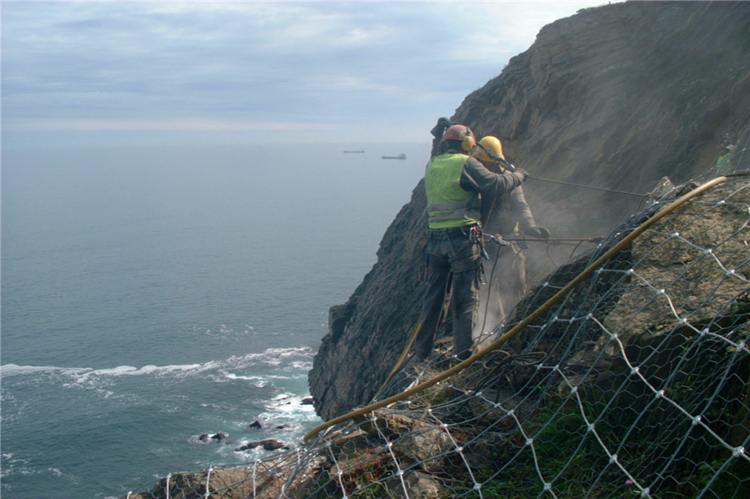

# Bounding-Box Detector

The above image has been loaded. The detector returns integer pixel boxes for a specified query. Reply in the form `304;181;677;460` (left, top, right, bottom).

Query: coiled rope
304;176;728;442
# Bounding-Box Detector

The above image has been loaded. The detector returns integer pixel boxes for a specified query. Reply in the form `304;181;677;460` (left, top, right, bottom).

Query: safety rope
303;176;728;442
528;174;648;198
498;236;605;244
372;318;421;400
203;467;213;499
479;240;505;336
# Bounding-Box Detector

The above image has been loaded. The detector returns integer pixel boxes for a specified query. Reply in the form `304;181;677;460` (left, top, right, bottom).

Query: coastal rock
122;465;289;499
388;471;445;499
198;432;228;442
309;0;750;421
235;439;288;452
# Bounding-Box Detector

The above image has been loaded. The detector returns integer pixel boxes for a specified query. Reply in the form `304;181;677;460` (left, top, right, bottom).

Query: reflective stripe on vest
425;153;481;229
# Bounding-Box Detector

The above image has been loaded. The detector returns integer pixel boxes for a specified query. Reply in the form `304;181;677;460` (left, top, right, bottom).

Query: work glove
512;168;529;183
528;226;550;239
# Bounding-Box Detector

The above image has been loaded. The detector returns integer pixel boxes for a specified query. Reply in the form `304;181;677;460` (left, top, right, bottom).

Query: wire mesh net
125;169;750;498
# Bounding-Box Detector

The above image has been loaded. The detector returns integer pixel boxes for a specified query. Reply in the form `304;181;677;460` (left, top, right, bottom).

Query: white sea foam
3;347;311;391
0;364;90;377
289;361;313;370
223;346;314;370
2;361;223;382
222;373;264;381
263;392;317;417
221;373;269;387
2;349;313;400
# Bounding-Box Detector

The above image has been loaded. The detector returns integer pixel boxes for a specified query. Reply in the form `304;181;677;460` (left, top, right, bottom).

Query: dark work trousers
415;226;481;361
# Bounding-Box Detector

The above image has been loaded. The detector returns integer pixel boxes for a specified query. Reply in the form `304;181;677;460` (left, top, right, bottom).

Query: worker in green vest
415;124;528;361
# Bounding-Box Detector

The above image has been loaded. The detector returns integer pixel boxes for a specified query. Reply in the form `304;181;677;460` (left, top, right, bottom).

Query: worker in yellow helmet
415;123;528;361
472;136;549;330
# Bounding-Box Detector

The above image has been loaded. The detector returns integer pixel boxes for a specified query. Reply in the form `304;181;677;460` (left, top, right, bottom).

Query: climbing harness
469;225;490;260
303;176;729;442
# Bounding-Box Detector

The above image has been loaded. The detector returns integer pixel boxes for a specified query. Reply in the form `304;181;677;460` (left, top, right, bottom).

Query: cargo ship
381;153;406;160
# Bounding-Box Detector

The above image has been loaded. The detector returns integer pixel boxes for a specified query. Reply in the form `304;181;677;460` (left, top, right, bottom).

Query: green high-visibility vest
425;153;481;229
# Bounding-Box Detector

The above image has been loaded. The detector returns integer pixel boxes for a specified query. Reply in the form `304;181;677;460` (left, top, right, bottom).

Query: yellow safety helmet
473;136;505;162
441;124;476;152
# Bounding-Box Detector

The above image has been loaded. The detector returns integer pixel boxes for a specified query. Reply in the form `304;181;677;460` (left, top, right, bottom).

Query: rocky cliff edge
309;0;750;421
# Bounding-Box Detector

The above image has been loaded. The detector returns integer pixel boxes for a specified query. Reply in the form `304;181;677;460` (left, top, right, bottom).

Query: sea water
1;142;427;499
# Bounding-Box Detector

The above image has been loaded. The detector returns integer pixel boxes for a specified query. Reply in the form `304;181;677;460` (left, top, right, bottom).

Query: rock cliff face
309;1;750;421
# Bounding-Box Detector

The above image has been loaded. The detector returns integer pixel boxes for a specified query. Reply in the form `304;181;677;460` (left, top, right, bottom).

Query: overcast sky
2;0;616;148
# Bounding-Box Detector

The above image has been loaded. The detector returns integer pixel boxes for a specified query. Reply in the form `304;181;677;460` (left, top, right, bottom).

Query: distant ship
343;149;365;153
381;153;406;160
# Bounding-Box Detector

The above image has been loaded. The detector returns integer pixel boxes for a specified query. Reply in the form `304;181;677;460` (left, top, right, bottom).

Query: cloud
2;0;620;146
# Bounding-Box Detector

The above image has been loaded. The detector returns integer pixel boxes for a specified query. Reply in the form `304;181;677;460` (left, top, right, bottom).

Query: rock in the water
199;432;228;442
235;439;288;452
